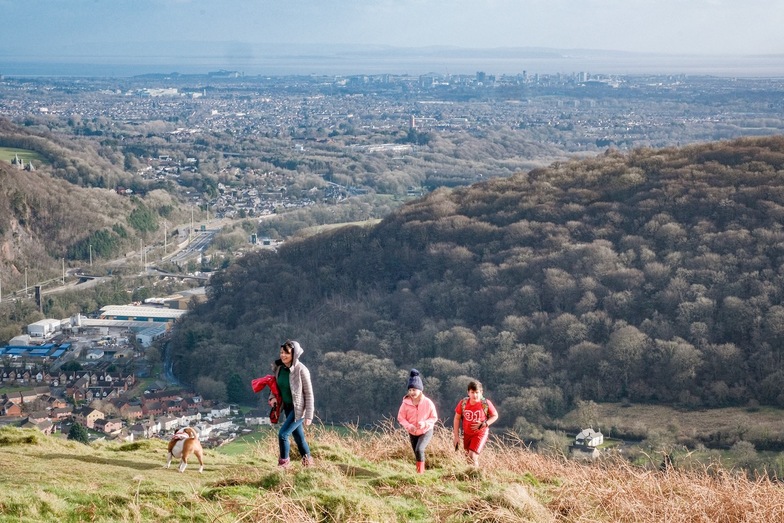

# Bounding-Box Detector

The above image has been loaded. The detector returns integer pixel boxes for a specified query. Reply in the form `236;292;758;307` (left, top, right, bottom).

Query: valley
2;71;784;481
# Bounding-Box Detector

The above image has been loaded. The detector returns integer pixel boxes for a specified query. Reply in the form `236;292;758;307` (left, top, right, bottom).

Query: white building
98;305;186;323
570;428;605;460
27;319;61;338
575;428;604;447
136;324;168;347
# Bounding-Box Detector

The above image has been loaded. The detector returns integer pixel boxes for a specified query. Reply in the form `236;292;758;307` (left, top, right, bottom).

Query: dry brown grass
481;433;784;522
261;421;784;522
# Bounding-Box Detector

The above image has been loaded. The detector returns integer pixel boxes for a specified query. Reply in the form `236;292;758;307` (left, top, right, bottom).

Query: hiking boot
302;455;314;467
278;458;290;469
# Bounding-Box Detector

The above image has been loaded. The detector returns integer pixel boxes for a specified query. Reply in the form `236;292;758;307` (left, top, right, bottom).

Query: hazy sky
2;0;782;57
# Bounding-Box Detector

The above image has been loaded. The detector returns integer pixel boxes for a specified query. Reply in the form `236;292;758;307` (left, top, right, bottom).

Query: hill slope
171;136;784;431
1;425;781;522
0;161;131;270
0;121;187;291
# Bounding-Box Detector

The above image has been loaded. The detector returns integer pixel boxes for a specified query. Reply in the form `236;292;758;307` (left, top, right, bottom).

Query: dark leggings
409;428;434;462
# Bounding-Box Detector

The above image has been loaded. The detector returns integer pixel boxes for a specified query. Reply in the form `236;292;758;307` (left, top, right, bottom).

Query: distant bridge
147;268;209;281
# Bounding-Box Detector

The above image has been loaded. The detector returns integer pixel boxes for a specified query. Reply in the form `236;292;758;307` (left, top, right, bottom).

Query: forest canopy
170;136;784;436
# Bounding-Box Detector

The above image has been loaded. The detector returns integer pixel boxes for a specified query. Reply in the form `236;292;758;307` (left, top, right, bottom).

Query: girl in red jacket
397;369;439;473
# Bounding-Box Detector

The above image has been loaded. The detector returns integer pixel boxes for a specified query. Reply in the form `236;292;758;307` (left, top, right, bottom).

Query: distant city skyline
1;0;782;77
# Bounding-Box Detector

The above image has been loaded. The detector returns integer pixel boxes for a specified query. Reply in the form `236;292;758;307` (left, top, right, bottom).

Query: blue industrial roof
0;343;66;359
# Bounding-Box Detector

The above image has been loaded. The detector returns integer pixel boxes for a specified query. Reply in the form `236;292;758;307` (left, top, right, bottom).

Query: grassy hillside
0;424;781;522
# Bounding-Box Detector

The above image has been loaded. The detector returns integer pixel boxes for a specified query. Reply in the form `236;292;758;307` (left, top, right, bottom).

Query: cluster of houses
0;365;272;446
136;155;357;223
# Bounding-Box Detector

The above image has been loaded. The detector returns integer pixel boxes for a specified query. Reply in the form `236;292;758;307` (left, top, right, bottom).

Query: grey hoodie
274;340;314;422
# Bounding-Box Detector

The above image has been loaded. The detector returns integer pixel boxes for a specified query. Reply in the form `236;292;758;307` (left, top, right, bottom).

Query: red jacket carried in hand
251;374;282;423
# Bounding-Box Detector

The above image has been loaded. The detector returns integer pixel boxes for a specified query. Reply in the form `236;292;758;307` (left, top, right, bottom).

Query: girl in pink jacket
397;369;439;473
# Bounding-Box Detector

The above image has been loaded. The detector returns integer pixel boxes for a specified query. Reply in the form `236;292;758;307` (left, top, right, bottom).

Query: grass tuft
0;426;42;446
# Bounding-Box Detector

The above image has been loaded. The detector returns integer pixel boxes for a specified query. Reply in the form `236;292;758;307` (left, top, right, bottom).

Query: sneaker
302;455;314;467
278;458;290;469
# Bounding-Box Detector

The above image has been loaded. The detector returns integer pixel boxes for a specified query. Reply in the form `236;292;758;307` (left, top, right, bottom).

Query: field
295;218;383;238
0;146;45;165
560;402;784;446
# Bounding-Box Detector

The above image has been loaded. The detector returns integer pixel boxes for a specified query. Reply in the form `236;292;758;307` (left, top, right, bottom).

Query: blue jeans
409;428;434;462
278;405;310;460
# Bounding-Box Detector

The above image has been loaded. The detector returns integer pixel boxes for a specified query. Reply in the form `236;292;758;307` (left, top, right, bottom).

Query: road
166;228;218;266
162;340;182;387
16;220;224;302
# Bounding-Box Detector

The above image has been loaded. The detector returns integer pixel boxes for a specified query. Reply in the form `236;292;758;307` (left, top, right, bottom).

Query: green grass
0;424;546;522
0;147;45;165
216;429;273;456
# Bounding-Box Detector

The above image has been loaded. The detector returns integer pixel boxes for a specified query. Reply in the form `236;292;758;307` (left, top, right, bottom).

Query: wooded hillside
171;137;784;441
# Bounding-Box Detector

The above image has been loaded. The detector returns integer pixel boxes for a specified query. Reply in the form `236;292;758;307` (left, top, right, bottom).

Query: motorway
165;228;218;266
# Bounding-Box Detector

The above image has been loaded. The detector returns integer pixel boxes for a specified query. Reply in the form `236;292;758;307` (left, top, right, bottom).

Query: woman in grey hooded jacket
273;340;315;468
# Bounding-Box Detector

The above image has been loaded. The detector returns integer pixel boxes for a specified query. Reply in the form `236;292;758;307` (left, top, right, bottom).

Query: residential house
244;409;271;426
66;374;91;399
0;369;18;384
575;428;604;447
44;395;68;410
178;409;201;426
22;417;54;435
210;417;233;432
129;418;160;439
193;422;213;439
113;428;134;443
1;399;22;417
94;418;123;434
27;411;51;424
142;400;165;417
50;406;73;420
158;415;180;433
119;403;144;421
33;371;55;385
14;386;50;404
142;389;190;405
73;406;105;429
570;428;605;460
209;403;231;419
16;370;32;385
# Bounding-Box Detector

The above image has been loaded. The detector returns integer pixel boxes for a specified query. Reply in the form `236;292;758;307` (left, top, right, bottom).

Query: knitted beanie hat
407;369;424;391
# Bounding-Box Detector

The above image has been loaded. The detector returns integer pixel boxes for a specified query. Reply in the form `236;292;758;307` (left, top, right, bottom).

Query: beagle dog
166;426;204;473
